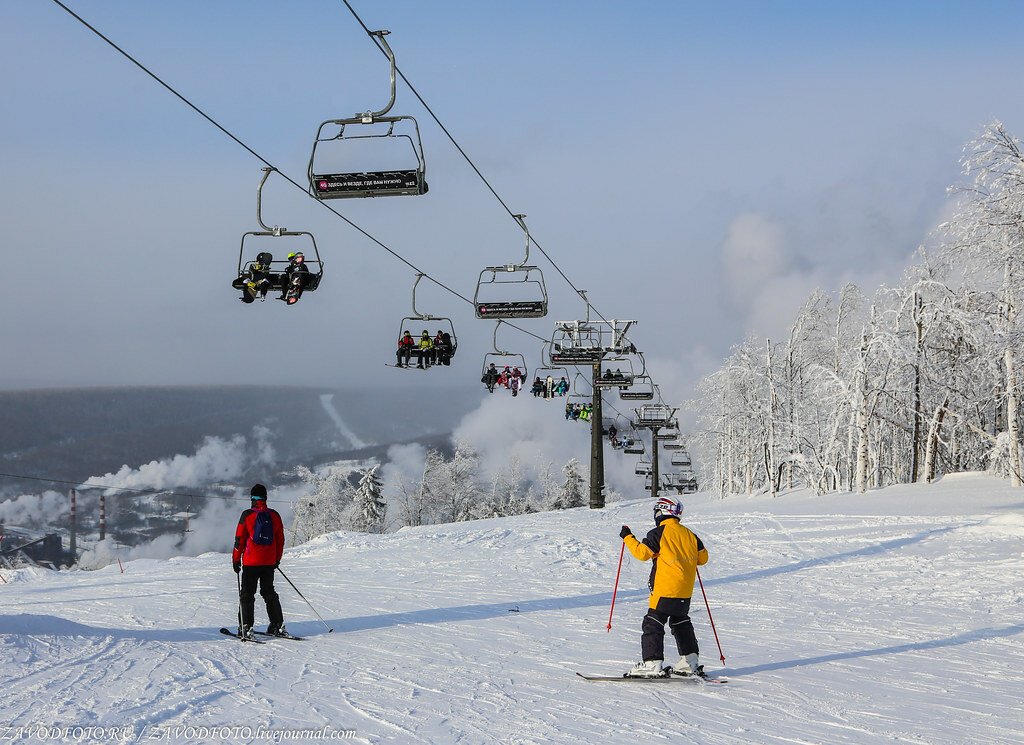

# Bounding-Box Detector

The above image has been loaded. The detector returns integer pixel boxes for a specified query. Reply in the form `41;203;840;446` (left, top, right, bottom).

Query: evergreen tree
552;458;586;510
349;465;387;533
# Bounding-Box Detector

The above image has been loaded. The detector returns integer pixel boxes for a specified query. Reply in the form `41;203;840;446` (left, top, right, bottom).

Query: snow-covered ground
1;473;1022;744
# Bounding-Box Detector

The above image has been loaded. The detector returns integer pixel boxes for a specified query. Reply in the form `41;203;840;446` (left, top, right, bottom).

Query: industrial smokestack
69;488;77;557
99;493;106;541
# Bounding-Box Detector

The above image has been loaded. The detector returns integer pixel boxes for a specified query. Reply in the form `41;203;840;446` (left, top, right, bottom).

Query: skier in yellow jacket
620;496;709;678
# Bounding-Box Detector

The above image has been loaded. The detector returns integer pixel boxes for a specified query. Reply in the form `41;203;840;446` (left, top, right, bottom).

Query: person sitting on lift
433;330;454;366
239;251;274;304
531;377;544;397
396;330;415;367
282;252;310;305
482;363;499;392
416;330;434;369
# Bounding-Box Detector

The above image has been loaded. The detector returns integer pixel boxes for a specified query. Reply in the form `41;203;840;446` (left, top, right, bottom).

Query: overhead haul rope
45;0;658;417
338;0;666;402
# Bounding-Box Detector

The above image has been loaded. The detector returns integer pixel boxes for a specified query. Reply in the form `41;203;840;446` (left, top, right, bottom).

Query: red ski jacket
232;500;285;567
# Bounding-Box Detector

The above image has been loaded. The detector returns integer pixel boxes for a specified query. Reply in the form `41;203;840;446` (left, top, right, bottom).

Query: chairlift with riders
389;273;457;370
481;321;529;381
232;167;324;306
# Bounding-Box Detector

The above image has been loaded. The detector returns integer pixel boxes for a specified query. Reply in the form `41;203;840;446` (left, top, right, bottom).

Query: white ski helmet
653;496;682;519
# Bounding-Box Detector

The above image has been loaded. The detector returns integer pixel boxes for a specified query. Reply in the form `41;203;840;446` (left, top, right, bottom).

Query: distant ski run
319;393;368;449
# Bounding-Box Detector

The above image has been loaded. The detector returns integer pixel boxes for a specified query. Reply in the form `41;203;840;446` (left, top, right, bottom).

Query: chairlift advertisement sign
314;170;420;195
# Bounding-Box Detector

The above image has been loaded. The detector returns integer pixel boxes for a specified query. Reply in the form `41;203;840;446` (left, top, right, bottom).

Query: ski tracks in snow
2;496;1024;743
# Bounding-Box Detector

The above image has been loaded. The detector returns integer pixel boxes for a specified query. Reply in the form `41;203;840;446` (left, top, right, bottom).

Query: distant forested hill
0;386;481;496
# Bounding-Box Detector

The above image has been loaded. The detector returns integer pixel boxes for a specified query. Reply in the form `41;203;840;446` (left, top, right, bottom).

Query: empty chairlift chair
619;374;655;401
474;215;548;319
308;31;427;200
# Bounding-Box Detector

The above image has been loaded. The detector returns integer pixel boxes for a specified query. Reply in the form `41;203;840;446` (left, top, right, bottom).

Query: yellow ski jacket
624;517;708;607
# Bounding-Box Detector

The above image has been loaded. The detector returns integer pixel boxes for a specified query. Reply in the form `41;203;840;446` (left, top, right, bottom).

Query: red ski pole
606;542;626;632
696;567;725;664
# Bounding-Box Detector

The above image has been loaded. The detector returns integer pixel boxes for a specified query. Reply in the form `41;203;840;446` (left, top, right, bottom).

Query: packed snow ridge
1;473;1022;744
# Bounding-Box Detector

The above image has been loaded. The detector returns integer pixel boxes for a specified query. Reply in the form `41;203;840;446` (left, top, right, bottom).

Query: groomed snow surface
2;473;1023;744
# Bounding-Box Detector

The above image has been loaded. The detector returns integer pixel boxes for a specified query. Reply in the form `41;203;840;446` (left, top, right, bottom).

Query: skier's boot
266;623;289;638
669;653;705;678
239;625;256;642
626;660;665;678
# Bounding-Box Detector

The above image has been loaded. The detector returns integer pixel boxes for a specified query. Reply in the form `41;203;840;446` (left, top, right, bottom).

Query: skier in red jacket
232;483;286;640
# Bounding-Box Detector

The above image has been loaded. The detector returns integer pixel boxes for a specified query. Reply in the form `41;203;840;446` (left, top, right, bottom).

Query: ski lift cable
46;1;669;412
45;0;551;349
338;0;658;374
339;0;593;304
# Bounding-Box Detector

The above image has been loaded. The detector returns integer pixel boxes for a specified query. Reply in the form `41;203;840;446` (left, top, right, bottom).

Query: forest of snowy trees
694;122;1024;496
290;446;587;542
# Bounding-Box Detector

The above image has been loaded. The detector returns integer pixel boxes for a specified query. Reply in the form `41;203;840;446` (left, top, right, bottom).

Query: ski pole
277;567;334;633
236;571;243;635
695;567;725;664
606;542;626;632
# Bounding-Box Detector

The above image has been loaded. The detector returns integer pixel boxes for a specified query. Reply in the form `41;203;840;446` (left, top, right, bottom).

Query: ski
576;672;728;684
255;631;305;641
219;627;266;644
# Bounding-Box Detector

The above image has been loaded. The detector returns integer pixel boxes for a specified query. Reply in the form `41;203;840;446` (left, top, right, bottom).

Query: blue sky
3;0;1024;396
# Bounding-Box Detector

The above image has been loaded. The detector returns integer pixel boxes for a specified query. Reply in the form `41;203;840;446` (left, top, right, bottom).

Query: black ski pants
641;597;698;662
239;565;283;630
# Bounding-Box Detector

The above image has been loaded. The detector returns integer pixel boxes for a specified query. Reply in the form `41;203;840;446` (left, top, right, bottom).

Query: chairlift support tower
633;401;679;501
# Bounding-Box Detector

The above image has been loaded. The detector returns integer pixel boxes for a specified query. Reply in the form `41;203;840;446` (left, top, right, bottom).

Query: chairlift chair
654;422;680;441
623;435;645;455
308;31;427;200
474;215;548;319
635;458;652;476
595;357;636;390
671;451;693;468
390;273;457;370
480;321;529;380
568;372;592;400
662;438;685;451
634;403;674;427
549;321;605;366
232;168;324;305
619;374;655;401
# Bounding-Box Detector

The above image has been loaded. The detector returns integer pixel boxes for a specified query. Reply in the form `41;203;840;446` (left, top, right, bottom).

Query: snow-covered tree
477;455;532;518
290;465;355;544
942;120;1024;486
348;465;387;533
425;441;480;523
551;458;586;510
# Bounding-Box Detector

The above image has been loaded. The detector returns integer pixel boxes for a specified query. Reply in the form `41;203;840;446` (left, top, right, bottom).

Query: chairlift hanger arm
365;29;397;121
256;167;286;235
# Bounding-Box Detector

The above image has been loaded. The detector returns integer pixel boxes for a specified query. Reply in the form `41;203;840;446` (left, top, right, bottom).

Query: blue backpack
252;510;275;546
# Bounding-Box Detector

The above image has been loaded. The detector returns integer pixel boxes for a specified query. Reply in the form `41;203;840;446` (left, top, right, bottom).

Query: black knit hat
250;483;268;500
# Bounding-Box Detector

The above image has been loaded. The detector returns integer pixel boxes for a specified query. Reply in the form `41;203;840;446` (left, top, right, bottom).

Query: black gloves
273;562;280;570
620;525;632;539
232;561;241;574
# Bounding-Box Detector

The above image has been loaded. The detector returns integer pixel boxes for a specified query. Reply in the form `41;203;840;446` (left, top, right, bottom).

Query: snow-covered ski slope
2;473;1022;745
